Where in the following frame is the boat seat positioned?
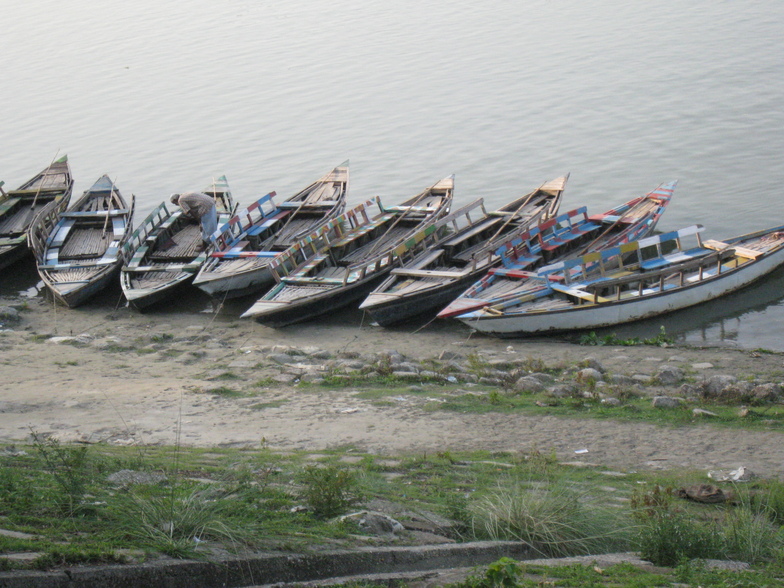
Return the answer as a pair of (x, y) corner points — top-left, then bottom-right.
(210, 250), (279, 259)
(407, 248), (445, 269)
(640, 247), (712, 270)
(47, 219), (76, 248)
(442, 218), (500, 246)
(60, 209), (129, 218)
(702, 239), (763, 259)
(246, 210), (290, 236)
(126, 245), (149, 267)
(504, 254), (541, 269)
(390, 268), (466, 279)
(550, 282), (610, 303)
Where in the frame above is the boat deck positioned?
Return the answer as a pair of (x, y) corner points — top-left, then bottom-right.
(150, 224), (201, 260)
(59, 228), (112, 259)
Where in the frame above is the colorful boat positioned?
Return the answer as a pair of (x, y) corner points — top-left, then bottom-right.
(29, 175), (134, 307)
(358, 175), (567, 326)
(193, 162), (348, 299)
(438, 180), (676, 319)
(120, 176), (237, 310)
(0, 156), (74, 270)
(241, 175), (454, 327)
(454, 223), (784, 337)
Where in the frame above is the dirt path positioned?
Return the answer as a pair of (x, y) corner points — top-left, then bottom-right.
(2, 294), (783, 478)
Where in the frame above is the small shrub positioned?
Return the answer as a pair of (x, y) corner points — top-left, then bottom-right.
(299, 465), (363, 519)
(636, 510), (723, 566)
(30, 432), (93, 514)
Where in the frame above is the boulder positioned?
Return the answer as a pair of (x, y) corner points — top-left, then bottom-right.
(514, 376), (545, 394)
(576, 368), (603, 383)
(655, 365), (685, 386)
(579, 357), (606, 373)
(652, 396), (680, 408)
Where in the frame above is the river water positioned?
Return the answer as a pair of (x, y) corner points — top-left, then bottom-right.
(2, 0), (784, 349)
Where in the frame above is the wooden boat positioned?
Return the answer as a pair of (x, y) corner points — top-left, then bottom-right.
(438, 180), (676, 319)
(120, 176), (237, 310)
(0, 156), (74, 270)
(193, 162), (348, 299)
(241, 175), (454, 327)
(358, 175), (567, 326)
(29, 176), (135, 308)
(454, 222), (784, 337)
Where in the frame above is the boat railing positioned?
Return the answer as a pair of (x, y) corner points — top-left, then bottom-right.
(120, 202), (169, 264)
(212, 191), (277, 250)
(266, 197), (383, 282)
(27, 205), (61, 261)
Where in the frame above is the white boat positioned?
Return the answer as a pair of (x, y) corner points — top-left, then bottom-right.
(455, 223), (784, 337)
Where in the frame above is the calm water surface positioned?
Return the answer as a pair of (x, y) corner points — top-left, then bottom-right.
(3, 1), (784, 348)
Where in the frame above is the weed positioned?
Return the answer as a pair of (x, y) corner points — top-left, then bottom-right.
(469, 477), (633, 557)
(579, 326), (674, 347)
(30, 432), (93, 515)
(150, 333), (174, 342)
(299, 464), (364, 519)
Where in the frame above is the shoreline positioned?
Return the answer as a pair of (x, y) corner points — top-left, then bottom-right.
(2, 287), (784, 477)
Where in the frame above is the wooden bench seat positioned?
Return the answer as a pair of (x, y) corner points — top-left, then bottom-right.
(390, 268), (466, 279)
(60, 209), (129, 218)
(702, 239), (763, 259)
(246, 210), (290, 235)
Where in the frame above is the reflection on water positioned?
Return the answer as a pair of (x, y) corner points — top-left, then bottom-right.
(583, 266), (784, 351)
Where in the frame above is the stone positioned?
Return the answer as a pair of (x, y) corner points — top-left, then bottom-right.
(514, 376), (545, 394)
(107, 469), (167, 487)
(438, 350), (462, 361)
(0, 306), (21, 324)
(652, 396), (680, 408)
(601, 397), (621, 406)
(655, 365), (685, 385)
(691, 362), (714, 370)
(579, 357), (605, 373)
(339, 511), (404, 535)
(752, 383), (783, 403)
(607, 374), (635, 386)
(547, 384), (578, 398)
(576, 368), (603, 383)
(705, 375), (738, 396)
(632, 375), (652, 384)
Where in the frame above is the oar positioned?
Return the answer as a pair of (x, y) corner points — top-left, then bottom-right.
(364, 181), (447, 258)
(483, 180), (555, 247)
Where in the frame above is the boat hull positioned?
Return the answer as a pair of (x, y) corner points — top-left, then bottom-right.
(249, 273), (387, 328)
(363, 273), (479, 326)
(193, 264), (275, 299)
(460, 244), (784, 337)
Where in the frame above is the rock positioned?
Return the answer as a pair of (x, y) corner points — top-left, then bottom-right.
(652, 396), (680, 408)
(267, 353), (294, 364)
(601, 397), (621, 406)
(547, 384), (578, 398)
(632, 375), (652, 384)
(514, 376), (545, 394)
(339, 511), (404, 535)
(579, 357), (605, 373)
(655, 365), (685, 386)
(752, 383), (783, 403)
(528, 372), (555, 384)
(576, 368), (603, 383)
(0, 306), (21, 324)
(107, 469), (167, 487)
(438, 350), (462, 361)
(606, 374), (635, 386)
(692, 362), (714, 369)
